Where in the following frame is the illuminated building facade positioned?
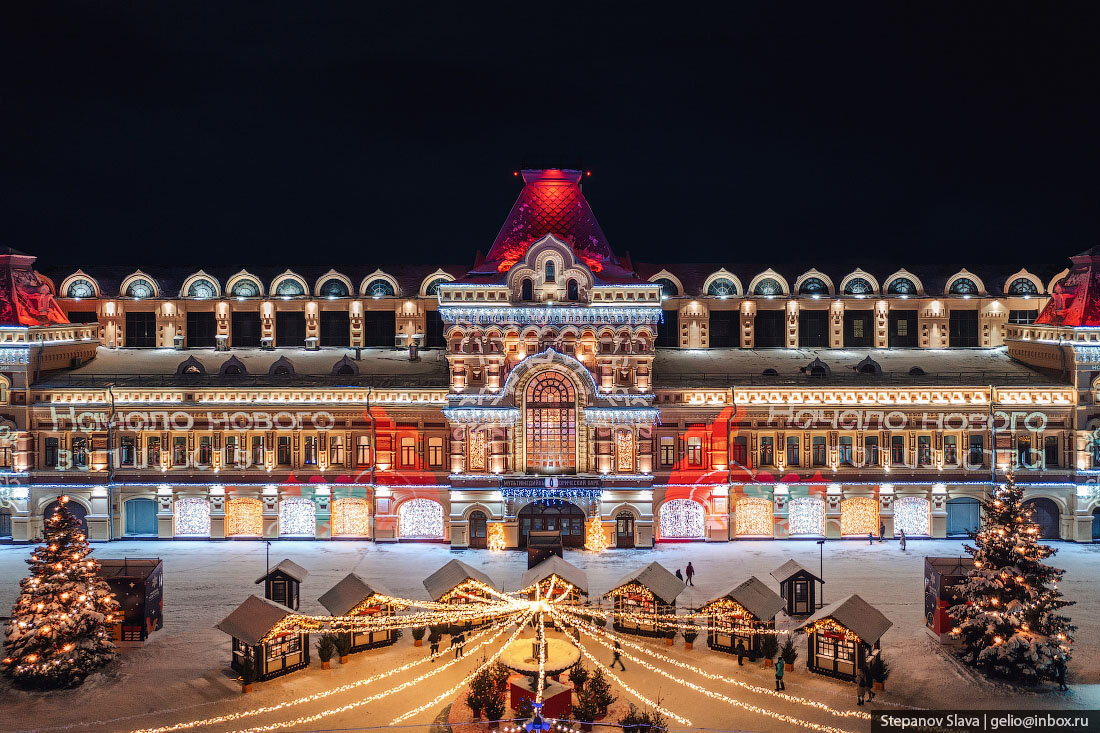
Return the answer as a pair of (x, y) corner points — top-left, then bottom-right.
(0, 171), (1096, 545)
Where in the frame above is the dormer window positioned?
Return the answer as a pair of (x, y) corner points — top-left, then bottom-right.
(545, 261), (556, 283)
(521, 278), (533, 301)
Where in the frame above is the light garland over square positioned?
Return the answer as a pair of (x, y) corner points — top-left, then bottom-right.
(788, 496), (824, 536)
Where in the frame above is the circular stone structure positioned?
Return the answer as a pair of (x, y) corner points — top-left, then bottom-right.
(498, 637), (581, 676)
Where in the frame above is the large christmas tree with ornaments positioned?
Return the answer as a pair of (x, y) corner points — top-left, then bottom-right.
(3, 496), (119, 688)
(949, 474), (1075, 684)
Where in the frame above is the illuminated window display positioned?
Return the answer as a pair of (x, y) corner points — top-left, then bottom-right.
(893, 496), (930, 536)
(331, 497), (371, 537)
(788, 496), (824, 536)
(279, 497), (316, 537)
(840, 496), (879, 536)
(225, 497), (262, 537)
(175, 497), (210, 537)
(659, 498), (705, 539)
(735, 497), (773, 536)
(398, 498), (444, 539)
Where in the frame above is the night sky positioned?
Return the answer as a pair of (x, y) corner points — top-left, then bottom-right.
(2, 3), (1098, 269)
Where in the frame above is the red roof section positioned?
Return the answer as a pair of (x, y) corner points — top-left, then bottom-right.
(0, 249), (69, 327)
(1034, 248), (1100, 327)
(475, 169), (618, 274)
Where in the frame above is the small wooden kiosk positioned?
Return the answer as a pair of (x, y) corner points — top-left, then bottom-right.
(797, 594), (892, 681)
(770, 559), (823, 617)
(255, 558), (309, 611)
(98, 558), (164, 645)
(519, 555), (589, 604)
(605, 562), (685, 637)
(423, 559), (499, 632)
(924, 557), (977, 642)
(318, 573), (402, 653)
(527, 530), (564, 568)
(702, 576), (783, 657)
(216, 594), (310, 681)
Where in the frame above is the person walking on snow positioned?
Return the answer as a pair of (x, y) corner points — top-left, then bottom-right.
(685, 562), (695, 586)
(1055, 654), (1069, 691)
(453, 631), (466, 659)
(735, 639), (746, 666)
(868, 532), (874, 546)
(610, 640), (626, 671)
(879, 521), (886, 543)
(429, 633), (440, 662)
(899, 528), (907, 552)
(774, 656), (785, 690)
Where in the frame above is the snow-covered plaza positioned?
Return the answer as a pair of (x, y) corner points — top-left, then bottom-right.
(1, 538), (1096, 732)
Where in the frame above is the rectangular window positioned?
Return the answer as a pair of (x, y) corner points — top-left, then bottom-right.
(231, 311), (262, 348)
(754, 310), (785, 348)
(356, 436), (372, 466)
(686, 436), (703, 467)
(890, 435), (905, 465)
(125, 311), (157, 348)
(319, 311), (350, 347)
(844, 310), (873, 347)
(186, 311), (217, 348)
(656, 309), (680, 348)
(277, 437), (291, 466)
(72, 437), (89, 468)
(812, 436), (827, 466)
(839, 436), (853, 466)
(786, 436), (800, 467)
(275, 312), (306, 348)
(949, 310), (980, 347)
(224, 436), (238, 466)
(759, 436), (774, 466)
(660, 437), (675, 466)
(798, 311), (829, 348)
(1008, 309), (1039, 325)
(864, 436), (879, 467)
(888, 311), (918, 347)
(147, 437), (162, 467)
(172, 436), (188, 467)
(45, 436), (59, 468)
(400, 437), (416, 467)
(428, 437), (444, 468)
(198, 436), (212, 466)
(425, 310), (445, 349)
(731, 436), (748, 467)
(119, 436), (136, 467)
(1017, 435), (1032, 469)
(363, 311), (396, 347)
(917, 435), (931, 466)
(303, 436), (317, 465)
(943, 435), (957, 465)
(1044, 435), (1059, 467)
(329, 436), (345, 466)
(252, 436), (266, 466)
(709, 311), (738, 348)
(968, 435), (984, 467)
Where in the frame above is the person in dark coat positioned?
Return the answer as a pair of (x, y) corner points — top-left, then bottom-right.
(611, 640), (626, 671)
(899, 528), (907, 552)
(429, 633), (440, 662)
(453, 631), (466, 659)
(735, 639), (746, 666)
(1055, 654), (1069, 691)
(675, 568), (684, 581)
(774, 657), (785, 690)
(879, 521), (886, 543)
(868, 532), (874, 546)
(857, 667), (868, 705)
(685, 562), (695, 586)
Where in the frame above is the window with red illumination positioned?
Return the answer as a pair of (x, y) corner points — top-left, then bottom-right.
(687, 436), (703, 467)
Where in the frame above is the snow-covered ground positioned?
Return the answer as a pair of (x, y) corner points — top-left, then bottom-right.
(0, 539), (1095, 732)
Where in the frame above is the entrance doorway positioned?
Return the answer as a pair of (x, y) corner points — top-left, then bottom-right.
(946, 497), (980, 537)
(1024, 498), (1060, 539)
(517, 502), (585, 548)
(43, 499), (88, 537)
(125, 498), (158, 536)
(468, 510), (487, 549)
(615, 512), (635, 548)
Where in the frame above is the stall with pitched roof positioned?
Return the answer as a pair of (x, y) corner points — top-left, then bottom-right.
(701, 576), (784, 657)
(605, 562), (685, 637)
(519, 555), (588, 603)
(255, 558), (309, 611)
(770, 559), (823, 617)
(216, 594), (309, 682)
(318, 573), (402, 653)
(797, 594), (892, 681)
(423, 559), (499, 632)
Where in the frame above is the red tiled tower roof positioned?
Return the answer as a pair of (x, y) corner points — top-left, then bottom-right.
(0, 249), (69, 327)
(1034, 247), (1100, 327)
(474, 169), (619, 274)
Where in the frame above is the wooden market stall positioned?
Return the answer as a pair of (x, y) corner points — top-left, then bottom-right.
(317, 573), (402, 653)
(255, 558), (309, 611)
(770, 559), (823, 617)
(797, 594), (892, 681)
(702, 576), (784, 658)
(216, 594), (310, 682)
(97, 557), (163, 645)
(604, 562), (686, 637)
(423, 559), (499, 632)
(519, 555), (589, 604)
(924, 556), (977, 642)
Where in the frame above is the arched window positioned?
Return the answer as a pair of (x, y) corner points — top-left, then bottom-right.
(567, 279), (579, 301)
(798, 277), (829, 295)
(187, 279), (217, 299)
(319, 278), (350, 298)
(521, 278), (533, 301)
(886, 277), (917, 295)
(279, 497), (316, 537)
(734, 497), (772, 536)
(398, 498), (444, 538)
(424, 277), (448, 296)
(708, 278), (737, 297)
(126, 279), (155, 299)
(753, 278), (782, 296)
(1007, 277), (1038, 296)
(659, 498), (705, 539)
(525, 372), (577, 473)
(843, 277), (873, 295)
(948, 278), (978, 295)
(366, 279), (394, 298)
(230, 279), (260, 297)
(545, 261), (556, 283)
(331, 497), (371, 536)
(653, 278), (679, 298)
(66, 279), (96, 298)
(275, 279), (305, 297)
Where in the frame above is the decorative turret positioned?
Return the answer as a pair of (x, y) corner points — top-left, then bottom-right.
(1033, 247), (1100, 327)
(0, 248), (69, 327)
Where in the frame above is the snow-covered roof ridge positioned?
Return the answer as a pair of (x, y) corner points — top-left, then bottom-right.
(317, 573), (391, 616)
(255, 558), (309, 584)
(770, 559), (822, 584)
(423, 559), (498, 601)
(797, 593), (893, 645)
(708, 576), (784, 621)
(520, 555), (589, 596)
(606, 561), (686, 605)
(215, 594), (296, 646)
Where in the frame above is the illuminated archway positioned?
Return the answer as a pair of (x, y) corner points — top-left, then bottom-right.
(398, 498), (444, 539)
(524, 371), (577, 474)
(175, 498), (210, 537)
(659, 498), (705, 539)
(840, 497), (879, 536)
(734, 497), (773, 536)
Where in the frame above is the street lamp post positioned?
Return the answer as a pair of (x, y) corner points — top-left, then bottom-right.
(816, 539), (825, 608)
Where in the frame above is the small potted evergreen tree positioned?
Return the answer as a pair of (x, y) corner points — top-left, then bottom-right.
(573, 684), (599, 732)
(568, 662), (589, 691)
(761, 633), (779, 667)
(870, 654), (890, 691)
(484, 687), (506, 729)
(411, 626), (426, 647)
(316, 634), (336, 670)
(335, 633), (352, 664)
(588, 668), (616, 717)
(780, 634), (798, 673)
(239, 656), (256, 694)
(664, 627), (676, 646)
(682, 625), (698, 651)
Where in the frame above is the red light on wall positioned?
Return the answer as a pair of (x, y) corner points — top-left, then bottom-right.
(585, 171), (591, 176)
(513, 171), (519, 176)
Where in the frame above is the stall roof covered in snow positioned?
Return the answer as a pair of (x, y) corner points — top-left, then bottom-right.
(423, 559), (498, 601)
(771, 559), (822, 584)
(256, 558), (309, 584)
(653, 347), (1058, 387)
(215, 594), (296, 646)
(607, 562), (686, 605)
(798, 594), (893, 645)
(520, 555), (589, 596)
(707, 576), (784, 621)
(318, 573), (392, 616)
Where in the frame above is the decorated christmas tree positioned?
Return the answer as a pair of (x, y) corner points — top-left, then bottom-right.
(3, 496), (119, 688)
(949, 474), (1074, 684)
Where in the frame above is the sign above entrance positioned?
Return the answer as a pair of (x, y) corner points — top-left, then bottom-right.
(500, 477), (602, 502)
